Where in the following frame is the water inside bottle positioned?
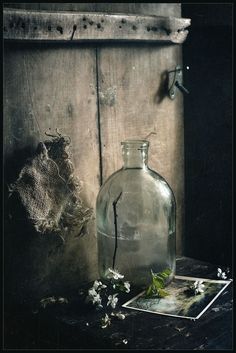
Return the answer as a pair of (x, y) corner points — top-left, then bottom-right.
(97, 229), (175, 288)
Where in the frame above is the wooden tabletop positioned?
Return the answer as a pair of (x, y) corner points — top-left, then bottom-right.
(4, 256), (233, 350)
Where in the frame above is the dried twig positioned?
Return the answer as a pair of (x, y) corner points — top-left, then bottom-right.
(112, 191), (122, 269)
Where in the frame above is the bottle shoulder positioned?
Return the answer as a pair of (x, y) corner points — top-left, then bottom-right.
(97, 166), (175, 204)
(99, 168), (123, 190)
(147, 167), (176, 199)
(148, 168), (175, 203)
(96, 168), (123, 200)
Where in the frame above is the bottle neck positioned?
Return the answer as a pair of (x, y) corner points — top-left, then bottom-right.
(122, 140), (149, 169)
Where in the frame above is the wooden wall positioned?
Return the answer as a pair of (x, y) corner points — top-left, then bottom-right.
(5, 3), (181, 16)
(3, 3), (188, 302)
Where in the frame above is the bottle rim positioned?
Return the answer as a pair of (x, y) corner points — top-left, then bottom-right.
(121, 139), (149, 148)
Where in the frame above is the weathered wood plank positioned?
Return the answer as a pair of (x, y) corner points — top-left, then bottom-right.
(4, 3), (182, 17)
(4, 42), (100, 297)
(92, 3), (182, 17)
(97, 44), (184, 255)
(3, 9), (190, 43)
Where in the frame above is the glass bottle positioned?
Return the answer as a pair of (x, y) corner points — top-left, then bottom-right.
(96, 140), (176, 288)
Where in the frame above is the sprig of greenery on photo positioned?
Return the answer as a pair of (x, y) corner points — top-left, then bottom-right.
(145, 268), (171, 298)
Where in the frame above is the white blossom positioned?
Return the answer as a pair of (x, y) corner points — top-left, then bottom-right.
(124, 281), (130, 293)
(122, 339), (128, 344)
(58, 297), (68, 304)
(189, 281), (205, 295)
(93, 280), (102, 290)
(105, 268), (124, 280)
(92, 294), (102, 306)
(217, 268), (227, 279)
(111, 312), (126, 320)
(40, 296), (57, 308)
(101, 313), (111, 329)
(93, 280), (107, 290)
(190, 280), (205, 295)
(117, 313), (126, 320)
(88, 288), (102, 307)
(113, 280), (130, 293)
(88, 287), (97, 297)
(107, 293), (119, 308)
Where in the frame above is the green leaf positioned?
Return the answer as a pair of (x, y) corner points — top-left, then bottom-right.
(153, 268), (171, 279)
(145, 268), (171, 298)
(152, 276), (164, 289)
(158, 288), (169, 298)
(146, 284), (153, 297)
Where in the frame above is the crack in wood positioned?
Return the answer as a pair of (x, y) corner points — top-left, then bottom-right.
(70, 24), (77, 40)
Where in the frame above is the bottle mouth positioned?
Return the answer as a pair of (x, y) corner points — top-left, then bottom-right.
(121, 140), (149, 149)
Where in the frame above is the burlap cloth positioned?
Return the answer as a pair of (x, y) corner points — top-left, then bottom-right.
(9, 132), (93, 239)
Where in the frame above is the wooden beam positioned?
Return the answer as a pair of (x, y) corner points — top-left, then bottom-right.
(3, 9), (191, 44)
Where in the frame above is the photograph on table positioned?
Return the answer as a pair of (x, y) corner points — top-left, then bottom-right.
(122, 275), (232, 320)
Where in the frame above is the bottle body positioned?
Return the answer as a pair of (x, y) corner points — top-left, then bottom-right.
(96, 141), (176, 288)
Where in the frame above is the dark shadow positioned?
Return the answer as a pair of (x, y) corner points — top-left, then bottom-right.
(4, 144), (36, 186)
(182, 4), (232, 268)
(4, 146), (66, 310)
(154, 70), (169, 104)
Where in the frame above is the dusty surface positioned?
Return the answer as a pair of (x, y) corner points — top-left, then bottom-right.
(4, 257), (233, 350)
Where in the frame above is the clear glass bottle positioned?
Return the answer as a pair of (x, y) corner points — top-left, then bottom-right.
(96, 140), (176, 288)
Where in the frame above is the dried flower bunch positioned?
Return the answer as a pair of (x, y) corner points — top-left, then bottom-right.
(86, 268), (130, 328)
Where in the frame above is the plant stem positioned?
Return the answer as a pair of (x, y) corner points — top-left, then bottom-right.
(112, 191), (122, 269)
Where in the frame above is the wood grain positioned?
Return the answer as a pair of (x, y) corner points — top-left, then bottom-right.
(4, 3), (182, 17)
(4, 42), (100, 291)
(3, 9), (190, 44)
(97, 43), (185, 255)
(3, 4), (187, 296)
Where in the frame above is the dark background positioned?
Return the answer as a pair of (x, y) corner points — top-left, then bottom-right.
(2, 3), (233, 350)
(181, 4), (233, 268)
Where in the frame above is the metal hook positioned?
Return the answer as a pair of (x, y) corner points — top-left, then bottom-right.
(175, 81), (189, 95)
(168, 66), (189, 99)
